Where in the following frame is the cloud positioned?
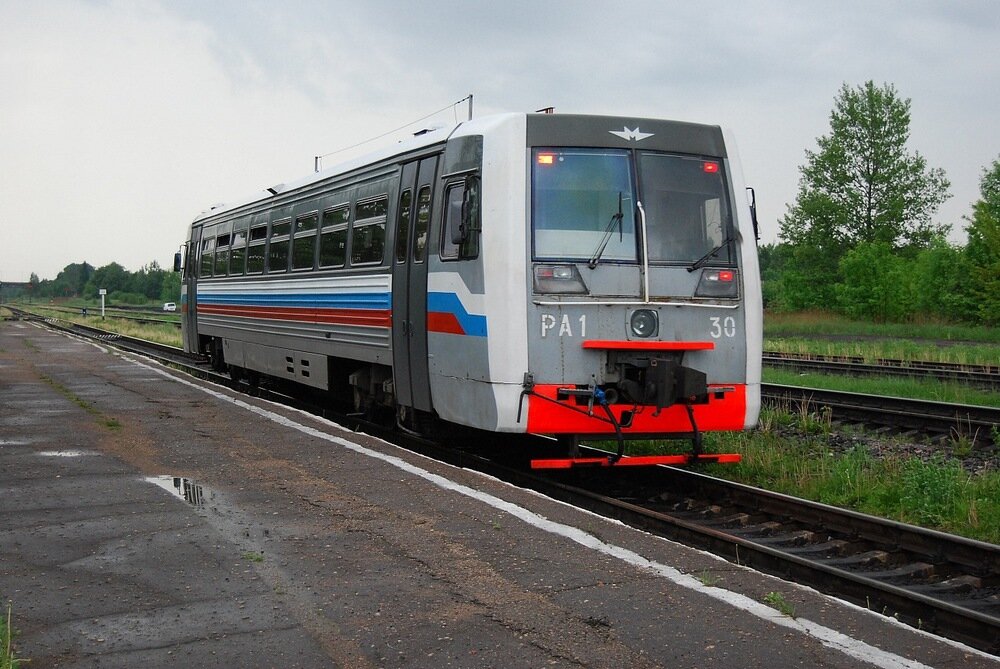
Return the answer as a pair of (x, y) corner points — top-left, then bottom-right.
(1, 0), (998, 282)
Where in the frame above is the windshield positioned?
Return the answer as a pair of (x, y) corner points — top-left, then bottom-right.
(638, 152), (731, 264)
(532, 148), (637, 262)
(531, 148), (733, 266)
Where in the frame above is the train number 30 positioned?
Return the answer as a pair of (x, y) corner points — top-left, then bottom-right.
(709, 316), (737, 339)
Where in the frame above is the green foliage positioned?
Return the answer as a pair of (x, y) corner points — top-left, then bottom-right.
(36, 262), (94, 298)
(2, 600), (23, 669)
(909, 239), (977, 322)
(964, 157), (1000, 325)
(776, 81), (952, 314)
(834, 241), (912, 321)
(160, 270), (182, 302)
(782, 81), (950, 250)
(763, 591), (796, 617)
(699, 429), (1000, 544)
(29, 260), (177, 304)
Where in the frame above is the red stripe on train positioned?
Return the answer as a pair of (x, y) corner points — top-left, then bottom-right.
(427, 312), (465, 335)
(198, 304), (391, 328)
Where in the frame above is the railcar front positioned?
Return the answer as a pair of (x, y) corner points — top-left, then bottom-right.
(176, 112), (759, 469)
(496, 115), (762, 467)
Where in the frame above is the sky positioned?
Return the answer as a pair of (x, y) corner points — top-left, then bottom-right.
(1, 0), (998, 283)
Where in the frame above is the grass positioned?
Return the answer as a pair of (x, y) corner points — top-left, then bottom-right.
(764, 310), (1000, 344)
(2, 601), (24, 669)
(765, 336), (1000, 368)
(763, 591), (796, 617)
(242, 551), (264, 563)
(763, 368), (1000, 408)
(11, 304), (182, 348)
(704, 420), (1000, 544)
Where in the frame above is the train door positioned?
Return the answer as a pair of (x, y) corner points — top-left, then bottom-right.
(182, 230), (201, 353)
(391, 155), (439, 412)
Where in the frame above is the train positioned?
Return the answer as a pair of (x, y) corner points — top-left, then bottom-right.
(178, 111), (762, 468)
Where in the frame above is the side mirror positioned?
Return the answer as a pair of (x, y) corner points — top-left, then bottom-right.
(173, 251), (182, 272)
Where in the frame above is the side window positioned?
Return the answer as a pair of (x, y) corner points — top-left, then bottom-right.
(214, 233), (231, 276)
(246, 224), (267, 274)
(413, 186), (431, 263)
(351, 196), (387, 265)
(230, 221), (248, 276)
(319, 205), (349, 268)
(394, 189), (412, 263)
(185, 241), (197, 278)
(442, 175), (481, 260)
(199, 236), (215, 277)
(292, 212), (319, 271)
(268, 218), (291, 273)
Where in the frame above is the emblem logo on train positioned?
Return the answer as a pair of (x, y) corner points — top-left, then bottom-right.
(609, 127), (655, 142)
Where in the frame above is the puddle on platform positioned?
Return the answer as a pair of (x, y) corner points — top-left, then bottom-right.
(145, 475), (206, 506)
(37, 449), (91, 457)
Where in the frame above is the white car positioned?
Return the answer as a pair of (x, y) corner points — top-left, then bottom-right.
(162, 302), (177, 312)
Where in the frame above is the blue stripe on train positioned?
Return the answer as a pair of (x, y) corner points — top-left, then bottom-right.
(427, 292), (488, 337)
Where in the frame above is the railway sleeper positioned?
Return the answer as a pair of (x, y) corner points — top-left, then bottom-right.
(723, 520), (783, 536)
(909, 575), (983, 594)
(855, 561), (937, 582)
(752, 529), (821, 547)
(782, 539), (851, 557)
(700, 512), (752, 528)
(819, 549), (891, 568)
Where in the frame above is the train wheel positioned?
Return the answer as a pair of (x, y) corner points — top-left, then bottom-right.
(396, 404), (435, 437)
(210, 339), (227, 373)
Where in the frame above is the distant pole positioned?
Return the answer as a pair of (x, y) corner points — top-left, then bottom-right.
(314, 156), (321, 173)
(99, 288), (106, 319)
(468, 94), (474, 120)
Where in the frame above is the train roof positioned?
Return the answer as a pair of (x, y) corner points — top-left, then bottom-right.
(191, 113), (522, 225)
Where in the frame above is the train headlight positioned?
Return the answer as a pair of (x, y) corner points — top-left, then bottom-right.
(695, 268), (739, 298)
(630, 309), (658, 338)
(533, 264), (589, 294)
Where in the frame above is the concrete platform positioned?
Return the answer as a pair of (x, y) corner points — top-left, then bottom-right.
(0, 318), (995, 668)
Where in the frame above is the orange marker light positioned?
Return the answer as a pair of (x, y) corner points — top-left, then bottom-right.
(538, 153), (555, 165)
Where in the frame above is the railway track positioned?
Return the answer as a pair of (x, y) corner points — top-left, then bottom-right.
(5, 303), (181, 328)
(764, 350), (1000, 390)
(14, 311), (1000, 654)
(532, 462), (1000, 655)
(762, 383), (1000, 447)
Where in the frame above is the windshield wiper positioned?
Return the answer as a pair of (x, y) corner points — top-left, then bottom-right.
(587, 192), (624, 270)
(687, 235), (734, 272)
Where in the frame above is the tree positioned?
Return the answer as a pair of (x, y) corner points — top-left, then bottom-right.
(965, 157), (1000, 324)
(84, 263), (129, 298)
(834, 242), (913, 322)
(778, 82), (951, 309)
(47, 262), (94, 297)
(909, 240), (976, 322)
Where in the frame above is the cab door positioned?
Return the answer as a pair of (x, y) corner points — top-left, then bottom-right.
(181, 232), (201, 354)
(391, 155), (439, 411)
